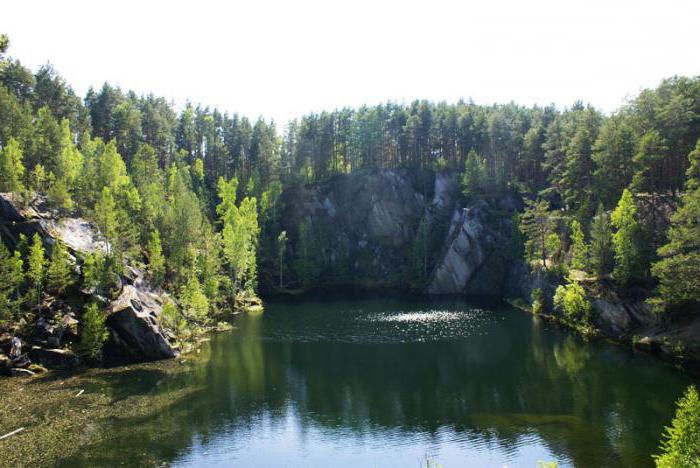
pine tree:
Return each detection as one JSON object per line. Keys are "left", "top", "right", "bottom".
{"left": 82, "top": 252, "right": 105, "bottom": 294}
{"left": 461, "top": 149, "right": 488, "bottom": 196}
{"left": 0, "top": 243, "right": 24, "bottom": 322}
{"left": 146, "top": 230, "right": 165, "bottom": 284}
{"left": 653, "top": 385, "right": 700, "bottom": 467}
{"left": 569, "top": 219, "right": 588, "bottom": 270}
{"left": 520, "top": 199, "right": 555, "bottom": 270}
{"left": 651, "top": 140, "right": 700, "bottom": 308}
{"left": 94, "top": 187, "right": 118, "bottom": 254}
{"left": 589, "top": 204, "right": 614, "bottom": 277}
{"left": 27, "top": 233, "right": 46, "bottom": 308}
{"left": 0, "top": 137, "right": 25, "bottom": 193}
{"left": 75, "top": 302, "right": 109, "bottom": 360}
{"left": 46, "top": 240, "right": 74, "bottom": 296}
{"left": 611, "top": 189, "right": 643, "bottom": 286}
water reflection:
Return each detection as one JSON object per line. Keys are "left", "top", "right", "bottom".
{"left": 57, "top": 298, "right": 693, "bottom": 467}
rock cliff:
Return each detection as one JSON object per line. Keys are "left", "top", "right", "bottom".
{"left": 0, "top": 193, "right": 176, "bottom": 375}
{"left": 272, "top": 168, "right": 521, "bottom": 294}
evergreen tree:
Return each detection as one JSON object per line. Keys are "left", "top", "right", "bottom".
{"left": 146, "top": 230, "right": 165, "bottom": 284}
{"left": 46, "top": 240, "right": 74, "bottom": 296}
{"left": 589, "top": 204, "right": 614, "bottom": 277}
{"left": 0, "top": 243, "right": 24, "bottom": 322}
{"left": 75, "top": 302, "right": 109, "bottom": 360}
{"left": 654, "top": 385, "right": 700, "bottom": 467}
{"left": 461, "top": 149, "right": 488, "bottom": 196}
{"left": 27, "top": 233, "right": 46, "bottom": 308}
{"left": 520, "top": 199, "right": 555, "bottom": 270}
{"left": 569, "top": 219, "right": 588, "bottom": 270}
{"left": 651, "top": 140, "right": 700, "bottom": 309}
{"left": 0, "top": 137, "right": 25, "bottom": 193}
{"left": 94, "top": 187, "right": 118, "bottom": 254}
{"left": 82, "top": 252, "right": 104, "bottom": 294}
{"left": 593, "top": 115, "right": 635, "bottom": 207}
{"left": 611, "top": 189, "right": 643, "bottom": 286}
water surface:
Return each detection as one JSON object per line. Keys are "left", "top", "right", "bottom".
{"left": 15, "top": 297, "right": 696, "bottom": 466}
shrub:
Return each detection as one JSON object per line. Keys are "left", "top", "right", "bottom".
{"left": 553, "top": 281, "right": 591, "bottom": 323}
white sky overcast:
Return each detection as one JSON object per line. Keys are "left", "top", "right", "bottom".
{"left": 2, "top": 0, "right": 700, "bottom": 126}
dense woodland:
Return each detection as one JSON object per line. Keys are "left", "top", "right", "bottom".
{"left": 0, "top": 32, "right": 700, "bottom": 345}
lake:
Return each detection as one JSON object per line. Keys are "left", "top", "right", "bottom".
{"left": 3, "top": 297, "right": 694, "bottom": 467}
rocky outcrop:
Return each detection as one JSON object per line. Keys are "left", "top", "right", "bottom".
{"left": 0, "top": 193, "right": 177, "bottom": 374}
{"left": 276, "top": 168, "right": 454, "bottom": 289}
{"left": 273, "top": 169, "right": 523, "bottom": 294}
{"left": 104, "top": 285, "right": 176, "bottom": 361}
{"left": 427, "top": 195, "right": 522, "bottom": 295}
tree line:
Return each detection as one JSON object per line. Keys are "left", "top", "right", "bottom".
{"left": 1, "top": 32, "right": 699, "bottom": 319}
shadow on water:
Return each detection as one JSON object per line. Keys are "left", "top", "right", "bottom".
{"left": 36, "top": 297, "right": 696, "bottom": 467}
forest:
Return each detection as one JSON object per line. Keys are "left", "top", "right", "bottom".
{"left": 1, "top": 31, "right": 699, "bottom": 339}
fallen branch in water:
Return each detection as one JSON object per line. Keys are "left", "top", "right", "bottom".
{"left": 0, "top": 427, "right": 25, "bottom": 440}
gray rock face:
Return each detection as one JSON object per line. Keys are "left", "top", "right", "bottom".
{"left": 427, "top": 206, "right": 490, "bottom": 294}
{"left": 278, "top": 168, "right": 447, "bottom": 288}
{"left": 427, "top": 196, "right": 520, "bottom": 295}
{"left": 105, "top": 285, "right": 177, "bottom": 361}
{"left": 591, "top": 298, "right": 658, "bottom": 337}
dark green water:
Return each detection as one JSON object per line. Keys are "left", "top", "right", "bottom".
{"left": 60, "top": 297, "right": 693, "bottom": 467}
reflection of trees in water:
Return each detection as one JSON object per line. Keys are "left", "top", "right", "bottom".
{"left": 59, "top": 308, "right": 692, "bottom": 467}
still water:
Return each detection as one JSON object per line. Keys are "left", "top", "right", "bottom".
{"left": 59, "top": 297, "right": 693, "bottom": 467}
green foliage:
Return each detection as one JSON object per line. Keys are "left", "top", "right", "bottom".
{"left": 632, "top": 130, "right": 669, "bottom": 196}
{"left": 531, "top": 288, "right": 545, "bottom": 315}
{"left": 553, "top": 280, "right": 591, "bottom": 323}
{"left": 94, "top": 187, "right": 118, "bottom": 254}
{"left": 569, "top": 219, "right": 588, "bottom": 270}
{"left": 146, "top": 230, "right": 165, "bottom": 284}
{"left": 611, "top": 189, "right": 643, "bottom": 286}
{"left": 589, "top": 204, "right": 614, "bottom": 277}
{"left": 46, "top": 240, "right": 74, "bottom": 296}
{"left": 651, "top": 139, "right": 700, "bottom": 309}
{"left": 0, "top": 137, "right": 25, "bottom": 193}
{"left": 0, "top": 242, "right": 24, "bottom": 323}
{"left": 520, "top": 199, "right": 555, "bottom": 271}
{"left": 160, "top": 300, "right": 186, "bottom": 340}
{"left": 461, "top": 149, "right": 488, "bottom": 196}
{"left": 654, "top": 385, "right": 700, "bottom": 467}
{"left": 180, "top": 274, "right": 209, "bottom": 322}
{"left": 82, "top": 253, "right": 104, "bottom": 293}
{"left": 217, "top": 176, "right": 260, "bottom": 291}
{"left": 27, "top": 233, "right": 45, "bottom": 307}
{"left": 75, "top": 302, "right": 109, "bottom": 360}
{"left": 545, "top": 233, "right": 563, "bottom": 266}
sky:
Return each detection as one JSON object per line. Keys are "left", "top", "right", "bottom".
{"left": 2, "top": 0, "right": 700, "bottom": 125}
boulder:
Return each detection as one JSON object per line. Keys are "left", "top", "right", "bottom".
{"left": 104, "top": 285, "right": 176, "bottom": 361}
{"left": 591, "top": 299, "right": 633, "bottom": 336}
{"left": 29, "top": 346, "right": 79, "bottom": 369}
